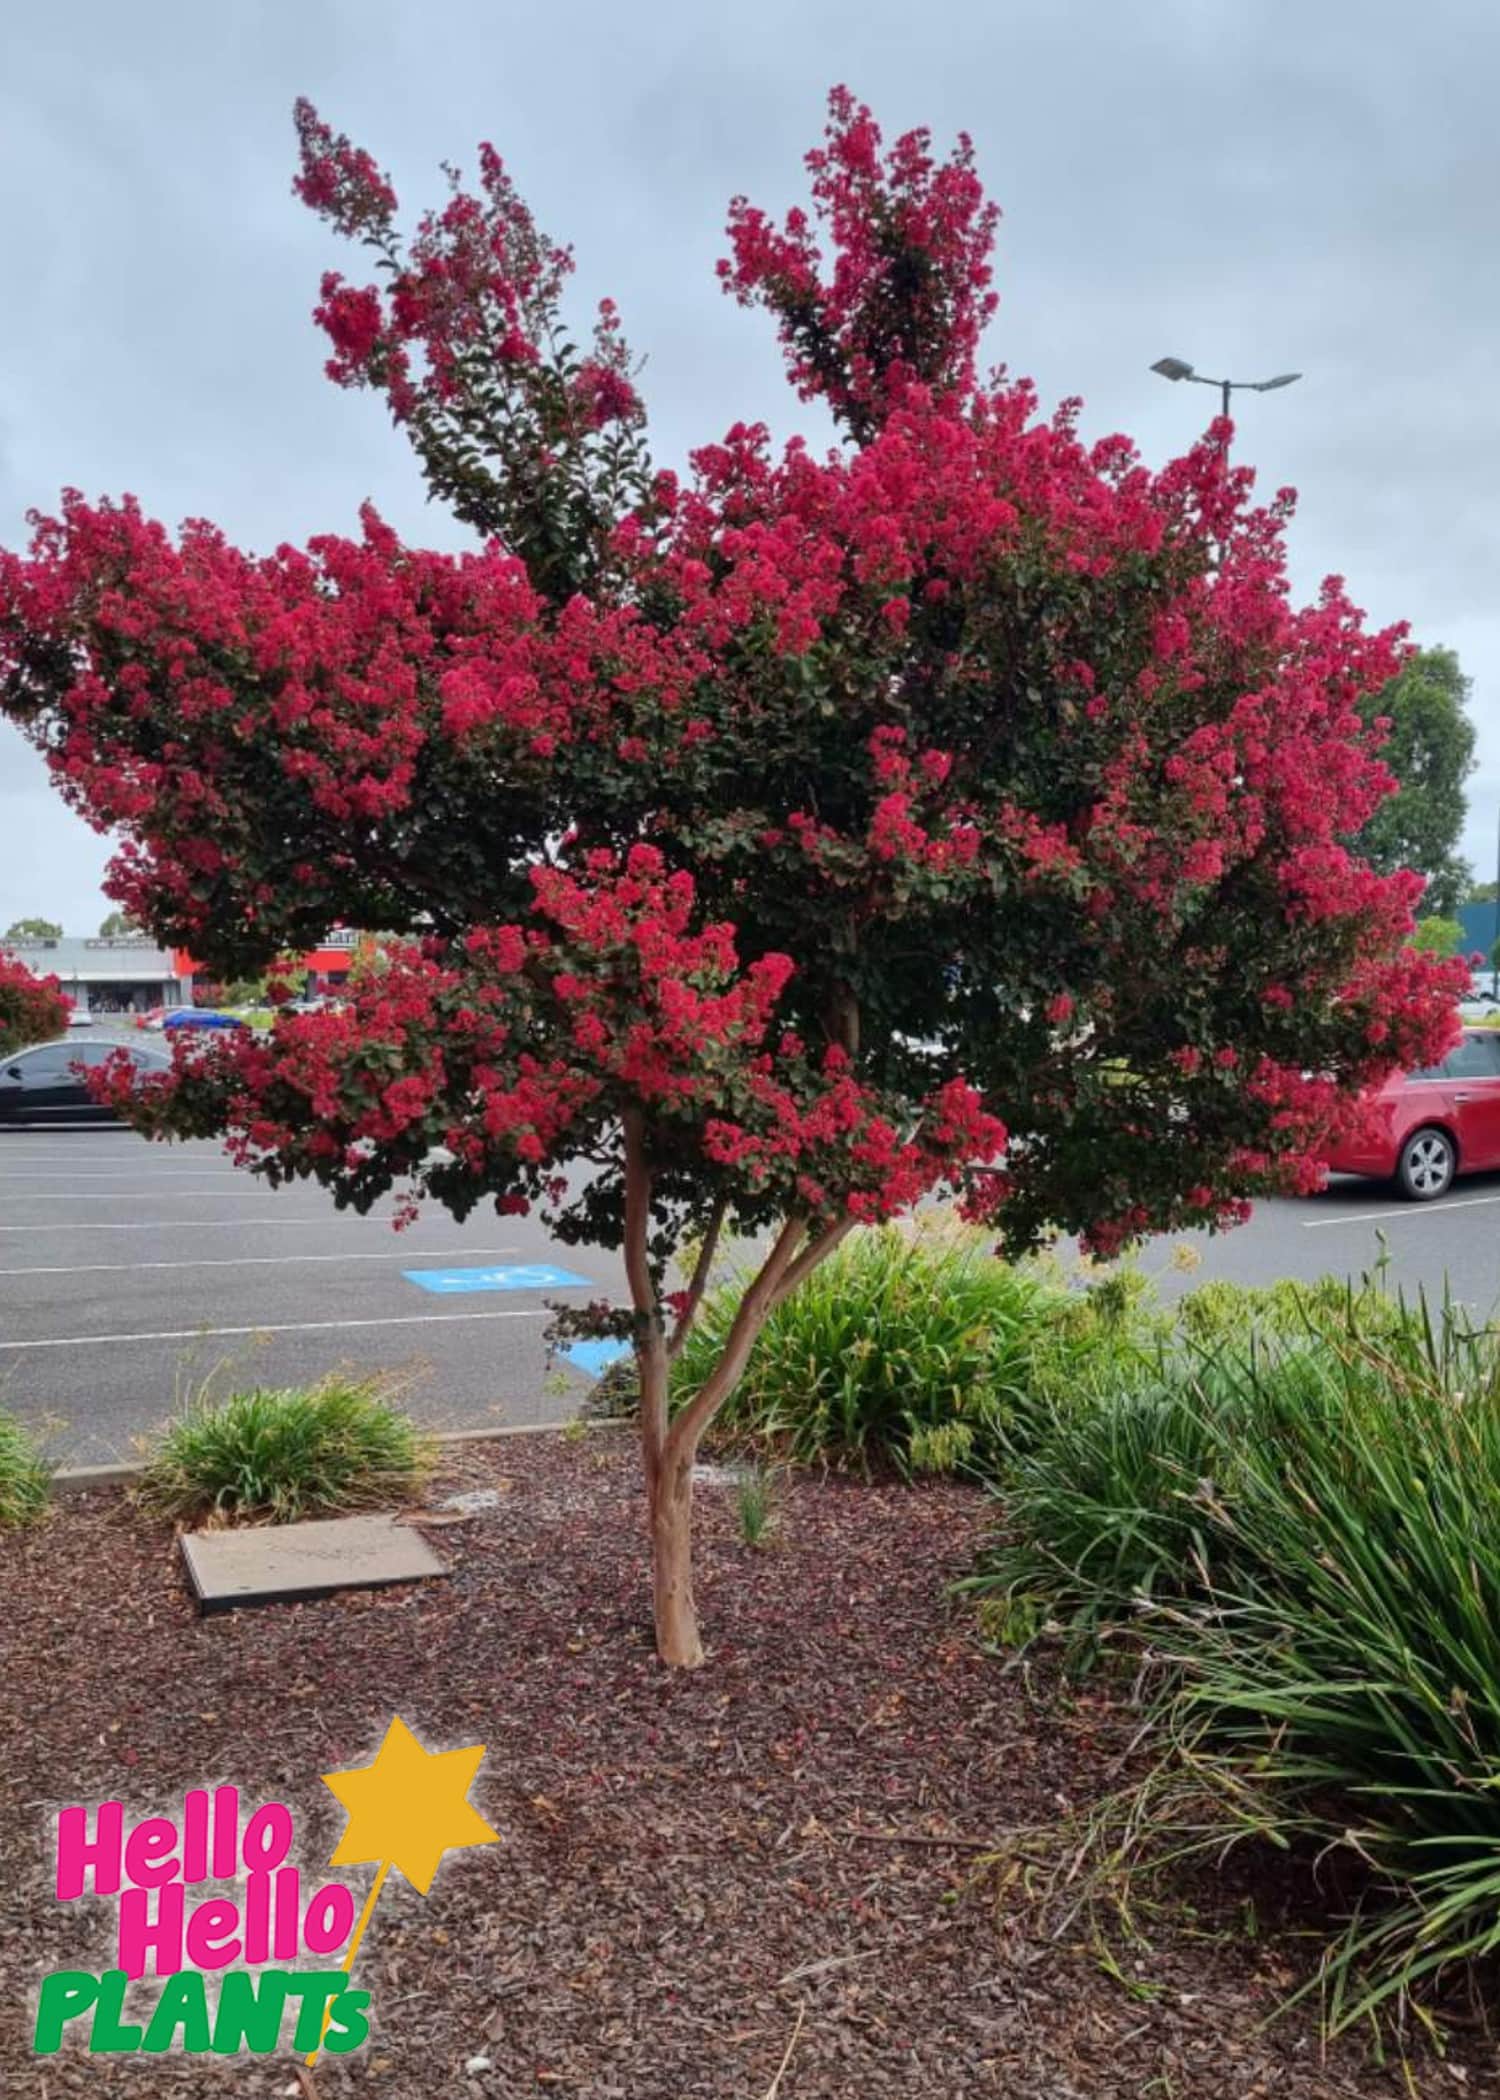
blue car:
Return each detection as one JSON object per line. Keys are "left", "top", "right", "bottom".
{"left": 162, "top": 1008, "right": 246, "bottom": 1032}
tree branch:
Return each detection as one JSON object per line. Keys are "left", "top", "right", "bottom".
{"left": 664, "top": 1214, "right": 805, "bottom": 1460}
{"left": 666, "top": 1193, "right": 729, "bottom": 1362}
{"left": 768, "top": 1214, "right": 856, "bottom": 1312}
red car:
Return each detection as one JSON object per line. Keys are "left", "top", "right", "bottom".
{"left": 1326, "top": 1030, "right": 1500, "bottom": 1200}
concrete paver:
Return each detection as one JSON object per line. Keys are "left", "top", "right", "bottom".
{"left": 180, "top": 1512, "right": 447, "bottom": 1614}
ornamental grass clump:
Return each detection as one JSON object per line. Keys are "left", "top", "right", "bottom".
{"left": 973, "top": 1291, "right": 1500, "bottom": 2028}
{"left": 968, "top": 1276, "right": 1429, "bottom": 1650}
{"left": 734, "top": 1464, "right": 778, "bottom": 1547}
{"left": 0, "top": 1407, "right": 50, "bottom": 1527}
{"left": 962, "top": 1361, "right": 1241, "bottom": 1657}
{"left": 1150, "top": 1310, "right": 1500, "bottom": 2027}
{"left": 676, "top": 1222, "right": 1164, "bottom": 1477}
{"left": 138, "top": 1376, "right": 433, "bottom": 1524}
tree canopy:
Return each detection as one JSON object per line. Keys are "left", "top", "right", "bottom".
{"left": 4, "top": 917, "right": 62, "bottom": 941}
{"left": 0, "top": 89, "right": 1464, "bottom": 1662}
{"left": 1410, "top": 916, "right": 1463, "bottom": 958}
{"left": 1355, "top": 645, "right": 1476, "bottom": 916}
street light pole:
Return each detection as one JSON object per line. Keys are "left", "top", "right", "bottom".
{"left": 1493, "top": 807, "right": 1499, "bottom": 1001}
{"left": 1151, "top": 357, "right": 1302, "bottom": 435}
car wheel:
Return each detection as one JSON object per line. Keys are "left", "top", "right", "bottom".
{"left": 1396, "top": 1126, "right": 1456, "bottom": 1201}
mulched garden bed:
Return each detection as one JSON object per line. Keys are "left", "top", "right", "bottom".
{"left": 2, "top": 1430, "right": 1494, "bottom": 2097}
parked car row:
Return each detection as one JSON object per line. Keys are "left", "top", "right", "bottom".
{"left": 9, "top": 1013, "right": 1500, "bottom": 1203}
{"left": 129, "top": 998, "right": 344, "bottom": 1032}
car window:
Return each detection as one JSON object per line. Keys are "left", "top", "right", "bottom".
{"left": 7, "top": 1045, "right": 74, "bottom": 1083}
{"left": 1446, "top": 1034, "right": 1500, "bottom": 1080}
{"left": 72, "top": 1041, "right": 137, "bottom": 1069}
{"left": 1408, "top": 1036, "right": 1500, "bottom": 1083}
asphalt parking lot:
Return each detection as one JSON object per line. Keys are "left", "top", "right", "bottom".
{"left": 0, "top": 1123, "right": 626, "bottom": 1465}
{"left": 3, "top": 1111, "right": 1498, "bottom": 1466}
{"left": 1143, "top": 1168, "right": 1500, "bottom": 1312}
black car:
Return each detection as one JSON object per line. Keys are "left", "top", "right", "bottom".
{"left": 0, "top": 1037, "right": 171, "bottom": 1125}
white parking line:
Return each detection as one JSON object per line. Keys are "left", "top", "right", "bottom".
{"left": 1303, "top": 1192, "right": 1500, "bottom": 1228}
{"left": 0, "top": 1247, "right": 523, "bottom": 1277}
{"left": 0, "top": 1152, "right": 216, "bottom": 1164}
{"left": 0, "top": 1218, "right": 414, "bottom": 1233}
{"left": 0, "top": 1145, "right": 227, "bottom": 1156}
{"left": 0, "top": 1309, "right": 563, "bottom": 1351}
{"left": 0, "top": 1170, "right": 240, "bottom": 1182}
{"left": 3, "top": 1192, "right": 290, "bottom": 1203}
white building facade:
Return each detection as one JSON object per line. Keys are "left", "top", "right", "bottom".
{"left": 5, "top": 937, "right": 193, "bottom": 1017}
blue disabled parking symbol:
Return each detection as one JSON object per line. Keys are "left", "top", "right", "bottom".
{"left": 559, "top": 1339, "right": 632, "bottom": 1378}
{"left": 403, "top": 1263, "right": 595, "bottom": 1294}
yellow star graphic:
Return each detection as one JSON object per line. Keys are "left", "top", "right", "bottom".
{"left": 321, "top": 1715, "right": 500, "bottom": 1895}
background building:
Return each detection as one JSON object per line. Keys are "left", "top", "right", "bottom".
{"left": 4, "top": 935, "right": 193, "bottom": 1017}
{"left": 1459, "top": 901, "right": 1499, "bottom": 968}
{"left": 299, "top": 928, "right": 362, "bottom": 995}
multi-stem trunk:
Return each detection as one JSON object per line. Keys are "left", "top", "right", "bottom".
{"left": 622, "top": 1109, "right": 852, "bottom": 1667}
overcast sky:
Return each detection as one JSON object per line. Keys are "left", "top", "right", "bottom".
{"left": 3, "top": 0, "right": 1496, "bottom": 933}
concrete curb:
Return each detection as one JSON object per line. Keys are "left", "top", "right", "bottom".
{"left": 50, "top": 1459, "right": 143, "bottom": 1496}
{"left": 48, "top": 1414, "right": 616, "bottom": 1497}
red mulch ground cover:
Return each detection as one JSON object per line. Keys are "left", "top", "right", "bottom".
{"left": 2, "top": 1430, "right": 1494, "bottom": 2097}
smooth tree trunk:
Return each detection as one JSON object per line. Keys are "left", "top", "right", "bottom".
{"left": 648, "top": 1453, "right": 701, "bottom": 1668}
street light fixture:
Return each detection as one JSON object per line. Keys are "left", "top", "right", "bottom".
{"left": 1151, "top": 356, "right": 1302, "bottom": 422}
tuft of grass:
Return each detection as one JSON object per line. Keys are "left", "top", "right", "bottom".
{"left": 734, "top": 1464, "right": 777, "bottom": 1548}
{"left": 960, "top": 1362, "right": 1234, "bottom": 1663}
{"left": 137, "top": 1375, "right": 433, "bottom": 1525}
{"left": 968, "top": 1279, "right": 1433, "bottom": 1654}
{"left": 0, "top": 1408, "right": 49, "bottom": 1527}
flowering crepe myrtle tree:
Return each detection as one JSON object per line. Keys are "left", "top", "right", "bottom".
{"left": 0, "top": 90, "right": 1465, "bottom": 1664}
{"left": 0, "top": 949, "right": 70, "bottom": 1055}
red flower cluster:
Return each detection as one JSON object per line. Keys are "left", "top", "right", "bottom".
{"left": 0, "top": 948, "right": 70, "bottom": 1055}
{"left": 290, "top": 101, "right": 645, "bottom": 598}
{"left": 720, "top": 86, "right": 999, "bottom": 435}
{"left": 295, "top": 102, "right": 576, "bottom": 415}
{"left": 99, "top": 848, "right": 1008, "bottom": 1236}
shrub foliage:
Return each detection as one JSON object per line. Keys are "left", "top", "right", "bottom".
{"left": 970, "top": 1290, "right": 1500, "bottom": 2027}
{"left": 138, "top": 1376, "right": 433, "bottom": 1524}
{"left": 0, "top": 1408, "right": 50, "bottom": 1527}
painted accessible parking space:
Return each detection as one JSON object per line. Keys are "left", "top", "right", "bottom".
{"left": 399, "top": 1261, "right": 627, "bottom": 1381}
{"left": 402, "top": 1263, "right": 594, "bottom": 1295}
{"left": 1, "top": 1132, "right": 632, "bottom": 1462}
